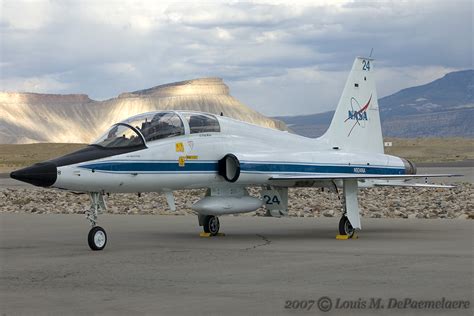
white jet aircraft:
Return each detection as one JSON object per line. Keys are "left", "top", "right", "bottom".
{"left": 11, "top": 57, "right": 458, "bottom": 250}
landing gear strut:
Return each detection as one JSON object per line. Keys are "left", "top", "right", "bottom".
{"left": 198, "top": 215, "right": 220, "bottom": 236}
{"left": 338, "top": 215, "right": 355, "bottom": 238}
{"left": 335, "top": 179, "right": 360, "bottom": 239}
{"left": 86, "top": 192, "right": 108, "bottom": 250}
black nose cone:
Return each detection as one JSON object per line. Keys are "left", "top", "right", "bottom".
{"left": 10, "top": 162, "right": 57, "bottom": 187}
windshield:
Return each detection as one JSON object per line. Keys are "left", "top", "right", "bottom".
{"left": 93, "top": 124, "right": 145, "bottom": 148}
{"left": 123, "top": 112, "right": 185, "bottom": 142}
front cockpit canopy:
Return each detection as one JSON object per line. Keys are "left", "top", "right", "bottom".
{"left": 93, "top": 124, "right": 145, "bottom": 148}
{"left": 93, "top": 112, "right": 184, "bottom": 148}
{"left": 92, "top": 111, "right": 220, "bottom": 148}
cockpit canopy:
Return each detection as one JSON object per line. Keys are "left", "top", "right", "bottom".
{"left": 93, "top": 124, "right": 145, "bottom": 148}
{"left": 124, "top": 112, "right": 185, "bottom": 142}
{"left": 182, "top": 112, "right": 220, "bottom": 134}
{"left": 92, "top": 111, "right": 220, "bottom": 148}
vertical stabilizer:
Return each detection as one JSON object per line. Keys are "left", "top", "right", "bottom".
{"left": 320, "top": 57, "right": 383, "bottom": 153}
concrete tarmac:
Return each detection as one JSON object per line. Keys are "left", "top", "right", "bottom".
{"left": 1, "top": 214, "right": 472, "bottom": 315}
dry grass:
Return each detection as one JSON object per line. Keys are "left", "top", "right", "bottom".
{"left": 0, "top": 138, "right": 472, "bottom": 172}
{"left": 0, "top": 143, "right": 86, "bottom": 172}
{"left": 384, "top": 138, "right": 474, "bottom": 163}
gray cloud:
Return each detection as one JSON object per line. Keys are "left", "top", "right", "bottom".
{"left": 0, "top": 0, "right": 472, "bottom": 115}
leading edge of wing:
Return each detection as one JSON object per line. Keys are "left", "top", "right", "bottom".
{"left": 269, "top": 173, "right": 463, "bottom": 181}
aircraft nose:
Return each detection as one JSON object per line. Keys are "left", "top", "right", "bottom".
{"left": 10, "top": 162, "right": 57, "bottom": 187}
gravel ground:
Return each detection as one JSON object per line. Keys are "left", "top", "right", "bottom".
{"left": 1, "top": 184, "right": 472, "bottom": 219}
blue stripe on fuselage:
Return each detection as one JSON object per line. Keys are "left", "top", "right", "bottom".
{"left": 240, "top": 162, "right": 403, "bottom": 175}
{"left": 78, "top": 161, "right": 218, "bottom": 173}
{"left": 78, "top": 161, "right": 405, "bottom": 175}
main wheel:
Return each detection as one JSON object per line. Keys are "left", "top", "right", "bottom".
{"left": 338, "top": 216, "right": 355, "bottom": 238}
{"left": 203, "top": 215, "right": 220, "bottom": 236}
{"left": 88, "top": 226, "right": 107, "bottom": 251}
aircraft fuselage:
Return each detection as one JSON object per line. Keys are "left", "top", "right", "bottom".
{"left": 51, "top": 115, "right": 406, "bottom": 193}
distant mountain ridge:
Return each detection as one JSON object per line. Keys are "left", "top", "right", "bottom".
{"left": 276, "top": 69, "right": 474, "bottom": 138}
{"left": 2, "top": 70, "right": 472, "bottom": 143}
{"left": 0, "top": 78, "right": 286, "bottom": 144}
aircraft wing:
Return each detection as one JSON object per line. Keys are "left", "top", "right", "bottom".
{"left": 269, "top": 174, "right": 461, "bottom": 189}
{"left": 372, "top": 182, "right": 456, "bottom": 188}
{"left": 269, "top": 173, "right": 461, "bottom": 181}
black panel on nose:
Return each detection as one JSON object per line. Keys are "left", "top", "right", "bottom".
{"left": 10, "top": 162, "right": 57, "bottom": 187}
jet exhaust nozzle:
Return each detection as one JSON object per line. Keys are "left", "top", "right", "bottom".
{"left": 10, "top": 162, "right": 57, "bottom": 187}
{"left": 401, "top": 158, "right": 417, "bottom": 175}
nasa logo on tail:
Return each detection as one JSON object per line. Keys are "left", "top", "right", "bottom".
{"left": 344, "top": 95, "right": 372, "bottom": 136}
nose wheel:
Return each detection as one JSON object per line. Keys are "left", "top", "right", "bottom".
{"left": 88, "top": 226, "right": 107, "bottom": 251}
{"left": 203, "top": 215, "right": 220, "bottom": 236}
{"left": 338, "top": 215, "right": 355, "bottom": 238}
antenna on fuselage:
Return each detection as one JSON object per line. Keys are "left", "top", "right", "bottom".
{"left": 220, "top": 112, "right": 223, "bottom": 116}
{"left": 369, "top": 48, "right": 374, "bottom": 58}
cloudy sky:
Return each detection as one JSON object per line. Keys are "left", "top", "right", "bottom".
{"left": 1, "top": 0, "right": 472, "bottom": 116}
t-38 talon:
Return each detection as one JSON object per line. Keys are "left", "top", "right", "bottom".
{"left": 10, "top": 57, "right": 460, "bottom": 250}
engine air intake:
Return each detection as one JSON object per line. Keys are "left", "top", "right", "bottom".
{"left": 218, "top": 154, "right": 240, "bottom": 182}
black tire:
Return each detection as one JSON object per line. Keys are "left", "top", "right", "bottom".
{"left": 88, "top": 226, "right": 107, "bottom": 251}
{"left": 203, "top": 215, "right": 220, "bottom": 236}
{"left": 338, "top": 216, "right": 355, "bottom": 238}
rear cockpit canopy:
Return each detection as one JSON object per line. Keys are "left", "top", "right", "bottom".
{"left": 92, "top": 111, "right": 220, "bottom": 148}
{"left": 182, "top": 112, "right": 220, "bottom": 134}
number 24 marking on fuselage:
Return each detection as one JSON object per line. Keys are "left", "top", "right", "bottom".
{"left": 362, "top": 60, "right": 370, "bottom": 71}
{"left": 264, "top": 195, "right": 281, "bottom": 205}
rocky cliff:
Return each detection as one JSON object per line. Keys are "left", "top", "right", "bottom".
{"left": 0, "top": 78, "right": 286, "bottom": 144}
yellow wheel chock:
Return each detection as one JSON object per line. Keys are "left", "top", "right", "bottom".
{"left": 336, "top": 233, "right": 358, "bottom": 240}
{"left": 200, "top": 232, "right": 226, "bottom": 238}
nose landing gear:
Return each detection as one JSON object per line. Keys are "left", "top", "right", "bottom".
{"left": 86, "top": 192, "right": 108, "bottom": 250}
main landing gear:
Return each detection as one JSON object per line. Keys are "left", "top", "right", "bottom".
{"left": 86, "top": 192, "right": 108, "bottom": 250}
{"left": 335, "top": 179, "right": 360, "bottom": 240}
{"left": 199, "top": 215, "right": 221, "bottom": 236}
{"left": 338, "top": 215, "right": 355, "bottom": 238}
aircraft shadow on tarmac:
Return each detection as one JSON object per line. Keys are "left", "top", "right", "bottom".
{"left": 126, "top": 224, "right": 428, "bottom": 245}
